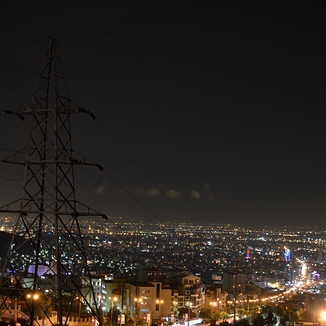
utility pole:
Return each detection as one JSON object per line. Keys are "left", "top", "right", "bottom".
{"left": 0, "top": 39, "right": 107, "bottom": 326}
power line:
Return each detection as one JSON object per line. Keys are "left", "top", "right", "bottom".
{"left": 0, "top": 84, "right": 32, "bottom": 96}
{"left": 0, "top": 69, "right": 191, "bottom": 227}
{"left": 0, "top": 144, "right": 169, "bottom": 229}
{"left": 0, "top": 80, "right": 194, "bottom": 224}
{"left": 71, "top": 150, "right": 178, "bottom": 227}
{"left": 0, "top": 174, "right": 23, "bottom": 181}
{"left": 0, "top": 147, "right": 26, "bottom": 153}
{"left": 96, "top": 120, "right": 193, "bottom": 224}
{"left": 74, "top": 168, "right": 103, "bottom": 189}
{"left": 76, "top": 166, "right": 157, "bottom": 225}
{"left": 102, "top": 169, "right": 168, "bottom": 226}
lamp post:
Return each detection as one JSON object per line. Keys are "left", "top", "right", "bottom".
{"left": 217, "top": 298, "right": 222, "bottom": 322}
{"left": 26, "top": 293, "right": 41, "bottom": 326}
{"left": 110, "top": 296, "right": 118, "bottom": 326}
{"left": 210, "top": 301, "right": 217, "bottom": 322}
{"left": 156, "top": 299, "right": 164, "bottom": 321}
{"left": 102, "top": 306, "right": 106, "bottom": 324}
{"left": 76, "top": 296, "right": 81, "bottom": 320}
{"left": 98, "top": 295, "right": 105, "bottom": 324}
{"left": 98, "top": 294, "right": 102, "bottom": 310}
{"left": 321, "top": 311, "right": 326, "bottom": 325}
{"left": 134, "top": 298, "right": 142, "bottom": 326}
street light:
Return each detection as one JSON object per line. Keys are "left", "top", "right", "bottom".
{"left": 27, "top": 293, "right": 39, "bottom": 300}
{"left": 210, "top": 301, "right": 217, "bottom": 321}
{"left": 26, "top": 292, "right": 41, "bottom": 326}
{"left": 321, "top": 311, "right": 326, "bottom": 324}
{"left": 134, "top": 298, "right": 142, "bottom": 326}
{"left": 97, "top": 295, "right": 106, "bottom": 324}
{"left": 102, "top": 306, "right": 106, "bottom": 324}
{"left": 76, "top": 296, "right": 81, "bottom": 320}
{"left": 98, "top": 294, "right": 102, "bottom": 312}
{"left": 109, "top": 296, "right": 118, "bottom": 326}
{"left": 156, "top": 299, "right": 164, "bottom": 320}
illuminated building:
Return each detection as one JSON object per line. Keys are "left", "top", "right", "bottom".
{"left": 284, "top": 248, "right": 291, "bottom": 261}
{"left": 284, "top": 263, "right": 293, "bottom": 285}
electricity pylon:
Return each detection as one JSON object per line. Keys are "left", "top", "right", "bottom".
{"left": 0, "top": 39, "right": 107, "bottom": 326}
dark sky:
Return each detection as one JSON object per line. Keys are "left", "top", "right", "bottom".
{"left": 1, "top": 2, "right": 326, "bottom": 227}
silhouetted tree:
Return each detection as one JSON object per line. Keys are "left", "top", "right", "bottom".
{"left": 280, "top": 312, "right": 290, "bottom": 326}
{"left": 266, "top": 310, "right": 276, "bottom": 325}
{"left": 253, "top": 315, "right": 265, "bottom": 326}
{"left": 234, "top": 318, "right": 251, "bottom": 326}
{"left": 219, "top": 321, "right": 231, "bottom": 326}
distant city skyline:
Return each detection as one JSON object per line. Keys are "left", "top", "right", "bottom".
{"left": 1, "top": 216, "right": 325, "bottom": 282}
{"left": 1, "top": 215, "right": 325, "bottom": 325}
{"left": 1, "top": 3, "right": 326, "bottom": 227}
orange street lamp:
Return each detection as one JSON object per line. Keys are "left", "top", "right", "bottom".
{"left": 156, "top": 300, "right": 164, "bottom": 320}
{"left": 321, "top": 311, "right": 326, "bottom": 323}
{"left": 109, "top": 296, "right": 118, "bottom": 325}
{"left": 134, "top": 298, "right": 142, "bottom": 326}
{"left": 26, "top": 292, "right": 39, "bottom": 301}
{"left": 26, "top": 292, "right": 41, "bottom": 325}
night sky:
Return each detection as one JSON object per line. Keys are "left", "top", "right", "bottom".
{"left": 1, "top": 2, "right": 326, "bottom": 227}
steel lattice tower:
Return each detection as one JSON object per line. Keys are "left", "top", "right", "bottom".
{"left": 0, "top": 39, "right": 107, "bottom": 326}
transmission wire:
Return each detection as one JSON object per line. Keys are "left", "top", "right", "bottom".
{"left": 0, "top": 146, "right": 26, "bottom": 153}
{"left": 74, "top": 169, "right": 103, "bottom": 189}
{"left": 0, "top": 174, "right": 23, "bottom": 182}
{"left": 0, "top": 84, "right": 32, "bottom": 96}
{"left": 75, "top": 166, "right": 156, "bottom": 225}
{"left": 96, "top": 120, "right": 193, "bottom": 224}
{"left": 2, "top": 114, "right": 25, "bottom": 127}
{"left": 0, "top": 81, "right": 190, "bottom": 226}
{"left": 76, "top": 114, "right": 95, "bottom": 131}
{"left": 102, "top": 169, "right": 168, "bottom": 226}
